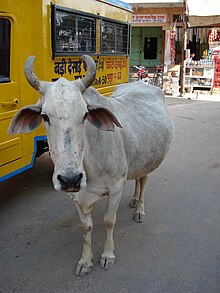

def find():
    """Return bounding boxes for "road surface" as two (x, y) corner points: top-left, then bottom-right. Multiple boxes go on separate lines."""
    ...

(0, 96), (220, 293)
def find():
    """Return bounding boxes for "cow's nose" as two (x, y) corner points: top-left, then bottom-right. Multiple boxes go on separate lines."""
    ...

(57, 173), (83, 191)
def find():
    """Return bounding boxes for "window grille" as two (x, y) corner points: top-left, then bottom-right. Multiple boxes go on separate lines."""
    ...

(52, 7), (96, 56)
(101, 20), (128, 54)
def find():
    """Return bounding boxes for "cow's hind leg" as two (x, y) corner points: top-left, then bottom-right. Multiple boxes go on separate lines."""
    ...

(129, 179), (140, 208)
(133, 175), (148, 223)
(75, 205), (94, 277)
(100, 183), (124, 270)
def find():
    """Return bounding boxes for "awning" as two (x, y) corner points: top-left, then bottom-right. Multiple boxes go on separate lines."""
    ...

(187, 0), (220, 27)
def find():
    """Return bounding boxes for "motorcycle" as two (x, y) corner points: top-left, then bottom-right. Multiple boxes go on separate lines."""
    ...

(132, 65), (149, 83)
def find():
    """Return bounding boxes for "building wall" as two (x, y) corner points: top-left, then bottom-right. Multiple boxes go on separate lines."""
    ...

(131, 27), (162, 67)
(130, 4), (184, 68)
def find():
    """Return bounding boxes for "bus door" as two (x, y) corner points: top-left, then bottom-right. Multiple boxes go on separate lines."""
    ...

(0, 16), (22, 167)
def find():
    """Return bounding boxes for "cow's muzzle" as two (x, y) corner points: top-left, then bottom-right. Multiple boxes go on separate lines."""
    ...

(57, 172), (83, 192)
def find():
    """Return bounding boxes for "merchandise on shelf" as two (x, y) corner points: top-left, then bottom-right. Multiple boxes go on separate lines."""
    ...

(212, 49), (220, 88)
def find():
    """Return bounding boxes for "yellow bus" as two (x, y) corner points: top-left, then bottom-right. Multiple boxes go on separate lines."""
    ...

(0, 0), (132, 182)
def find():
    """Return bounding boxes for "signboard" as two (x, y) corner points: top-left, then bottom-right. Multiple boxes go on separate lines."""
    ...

(132, 14), (167, 24)
(52, 56), (128, 87)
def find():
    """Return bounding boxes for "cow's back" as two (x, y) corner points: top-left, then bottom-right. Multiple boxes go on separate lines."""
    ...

(111, 81), (173, 179)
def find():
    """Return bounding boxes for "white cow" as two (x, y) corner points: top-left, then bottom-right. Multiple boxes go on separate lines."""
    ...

(8, 55), (173, 276)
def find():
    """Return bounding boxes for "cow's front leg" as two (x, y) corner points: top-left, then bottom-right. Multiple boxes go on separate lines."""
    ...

(100, 185), (124, 270)
(75, 205), (94, 277)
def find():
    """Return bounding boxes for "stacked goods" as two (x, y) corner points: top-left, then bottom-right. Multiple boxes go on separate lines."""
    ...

(213, 51), (220, 88)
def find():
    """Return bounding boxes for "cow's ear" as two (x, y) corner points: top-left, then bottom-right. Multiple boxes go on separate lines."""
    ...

(8, 105), (42, 134)
(85, 105), (123, 131)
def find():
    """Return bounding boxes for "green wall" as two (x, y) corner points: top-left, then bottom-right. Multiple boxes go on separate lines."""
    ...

(130, 26), (162, 67)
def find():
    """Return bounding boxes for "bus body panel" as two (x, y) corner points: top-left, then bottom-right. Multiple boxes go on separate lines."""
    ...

(0, 0), (132, 182)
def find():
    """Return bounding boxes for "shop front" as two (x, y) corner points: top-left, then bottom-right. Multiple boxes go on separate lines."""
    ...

(129, 1), (184, 71)
(131, 18), (164, 68)
(131, 26), (162, 68)
(184, 28), (220, 93)
(183, 0), (220, 94)
(128, 0), (220, 94)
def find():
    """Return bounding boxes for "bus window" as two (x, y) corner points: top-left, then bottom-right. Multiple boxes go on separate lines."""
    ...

(101, 20), (129, 54)
(52, 6), (96, 56)
(0, 18), (10, 83)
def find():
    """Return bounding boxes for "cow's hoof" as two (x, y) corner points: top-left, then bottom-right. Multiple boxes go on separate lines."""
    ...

(133, 212), (145, 223)
(100, 255), (115, 270)
(129, 198), (138, 208)
(75, 262), (93, 277)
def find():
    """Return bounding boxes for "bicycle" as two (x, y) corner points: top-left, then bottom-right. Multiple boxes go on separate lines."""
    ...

(149, 64), (165, 89)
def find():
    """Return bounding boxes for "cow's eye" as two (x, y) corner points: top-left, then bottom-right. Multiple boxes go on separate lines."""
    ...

(41, 113), (50, 124)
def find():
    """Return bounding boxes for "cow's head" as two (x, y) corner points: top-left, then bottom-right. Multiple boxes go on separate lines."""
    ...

(8, 55), (122, 192)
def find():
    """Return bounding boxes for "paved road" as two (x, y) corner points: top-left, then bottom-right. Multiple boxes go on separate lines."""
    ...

(1, 97), (220, 293)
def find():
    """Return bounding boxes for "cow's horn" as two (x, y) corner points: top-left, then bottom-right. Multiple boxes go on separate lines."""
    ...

(80, 55), (96, 89)
(24, 56), (49, 94)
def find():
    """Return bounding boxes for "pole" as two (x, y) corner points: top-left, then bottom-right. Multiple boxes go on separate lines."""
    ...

(179, 0), (188, 96)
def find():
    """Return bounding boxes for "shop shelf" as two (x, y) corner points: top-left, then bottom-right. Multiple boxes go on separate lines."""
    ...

(215, 59), (220, 65)
(213, 82), (220, 88)
(215, 67), (220, 72)
(214, 72), (220, 81)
